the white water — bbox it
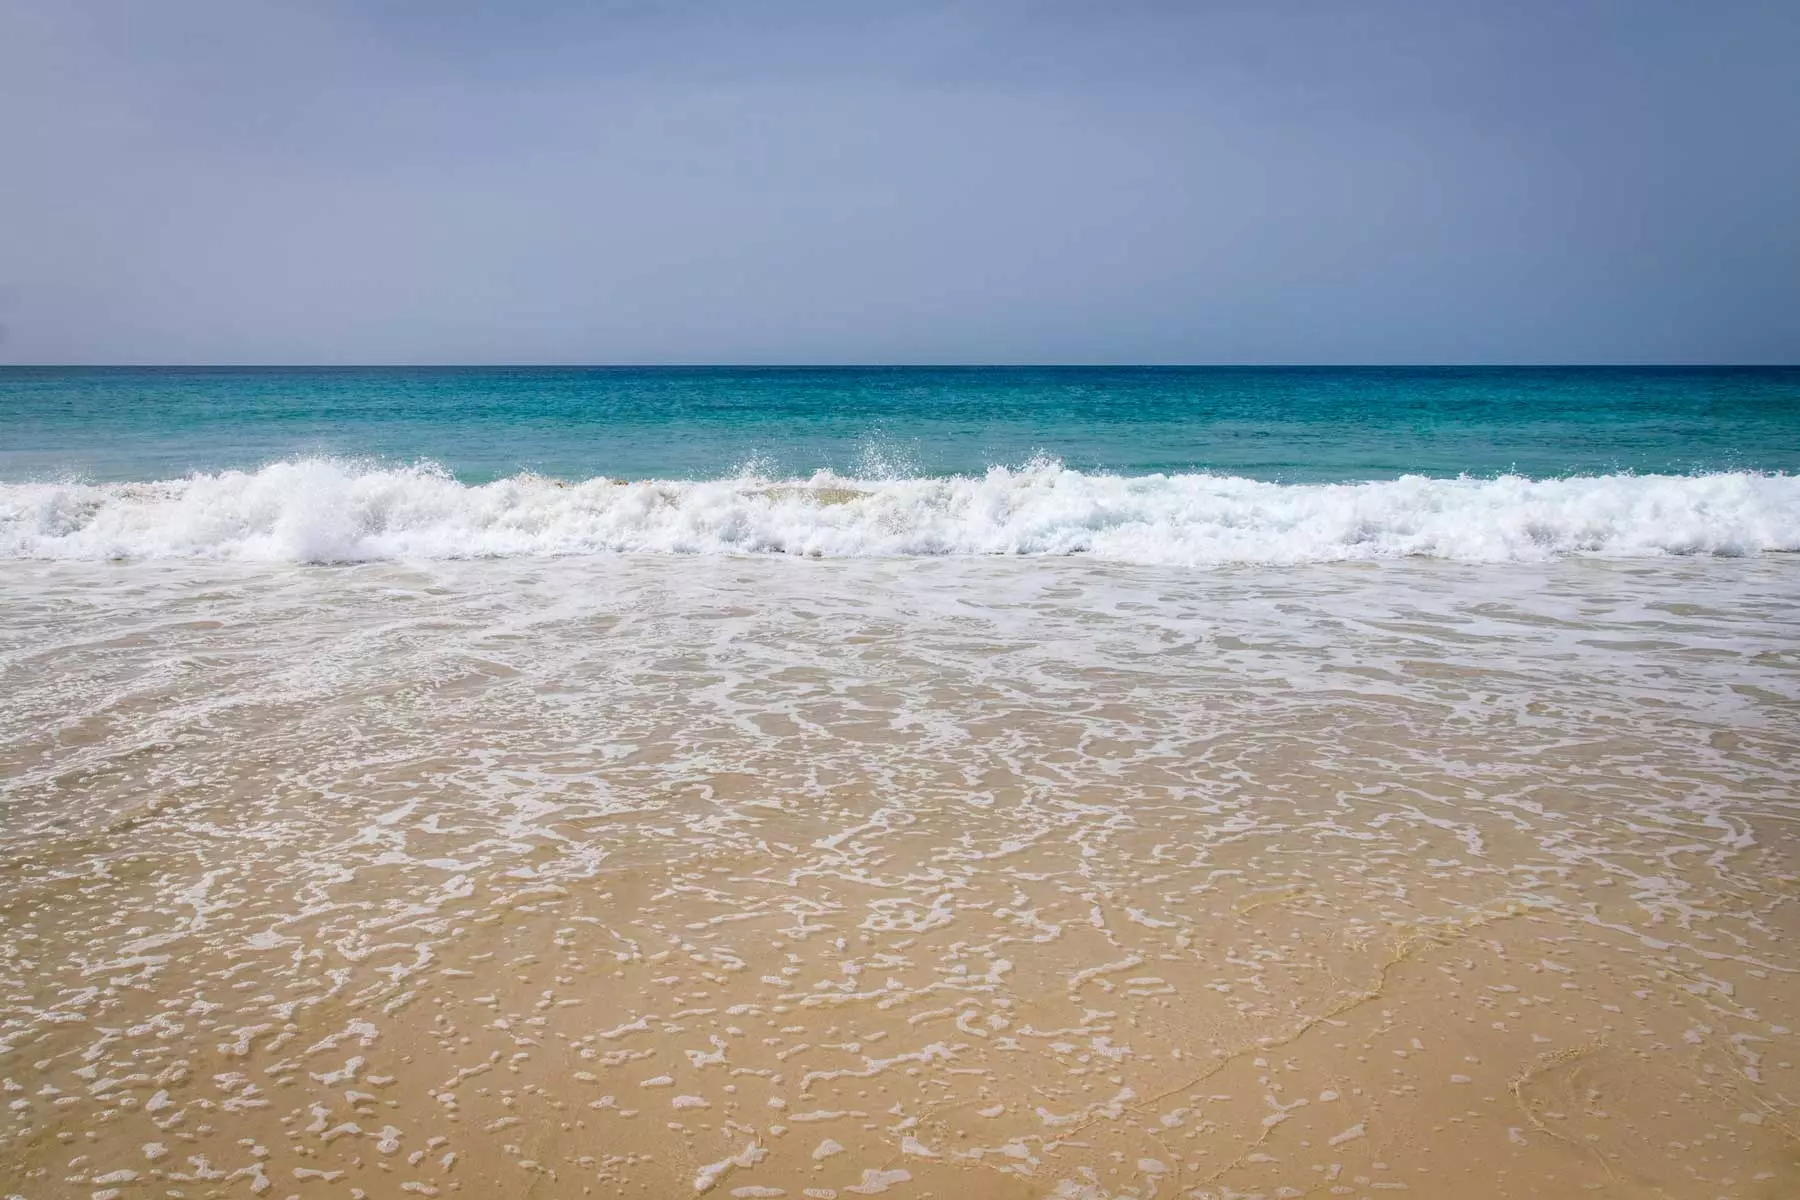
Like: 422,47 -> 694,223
3,458 -> 1796,565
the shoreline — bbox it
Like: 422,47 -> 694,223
3,555 -> 1797,1198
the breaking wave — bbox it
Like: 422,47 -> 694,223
2,459 -> 1797,566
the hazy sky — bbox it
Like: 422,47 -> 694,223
2,0 -> 1797,364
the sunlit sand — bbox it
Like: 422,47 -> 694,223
3,555 -> 1797,1199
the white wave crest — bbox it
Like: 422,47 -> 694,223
2,459 -> 1796,566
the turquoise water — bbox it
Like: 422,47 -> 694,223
3,366 -> 1798,484
4,366 -> 1797,564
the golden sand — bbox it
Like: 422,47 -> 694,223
2,556 -> 1797,1199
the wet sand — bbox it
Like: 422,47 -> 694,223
2,556 -> 1798,1199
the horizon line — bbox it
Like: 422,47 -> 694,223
3,362 -> 1798,371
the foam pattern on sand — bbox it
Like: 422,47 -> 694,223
4,458 -> 1798,563
2,556 -> 1799,1199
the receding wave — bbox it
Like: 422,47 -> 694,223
2,458 -> 1796,565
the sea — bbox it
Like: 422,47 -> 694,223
2,364 -> 1798,562
3,366 -> 1799,1199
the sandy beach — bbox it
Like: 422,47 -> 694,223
7,0 -> 1799,1191
2,554 -> 1797,1199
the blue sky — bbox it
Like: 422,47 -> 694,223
2,0 -> 1797,363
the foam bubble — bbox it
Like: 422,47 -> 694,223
3,459 -> 1795,564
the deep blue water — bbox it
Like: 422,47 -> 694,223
2,365 -> 1797,484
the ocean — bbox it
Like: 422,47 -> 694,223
3,364 -> 1799,562
2,366 -> 1798,1199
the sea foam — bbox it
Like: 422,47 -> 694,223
2,459 -> 1796,565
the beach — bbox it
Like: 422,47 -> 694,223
7,0 -> 1799,1186
4,552 -> 1798,1198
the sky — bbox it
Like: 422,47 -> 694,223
1,0 -> 1797,365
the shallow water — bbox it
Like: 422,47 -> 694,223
2,555 -> 1799,1199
